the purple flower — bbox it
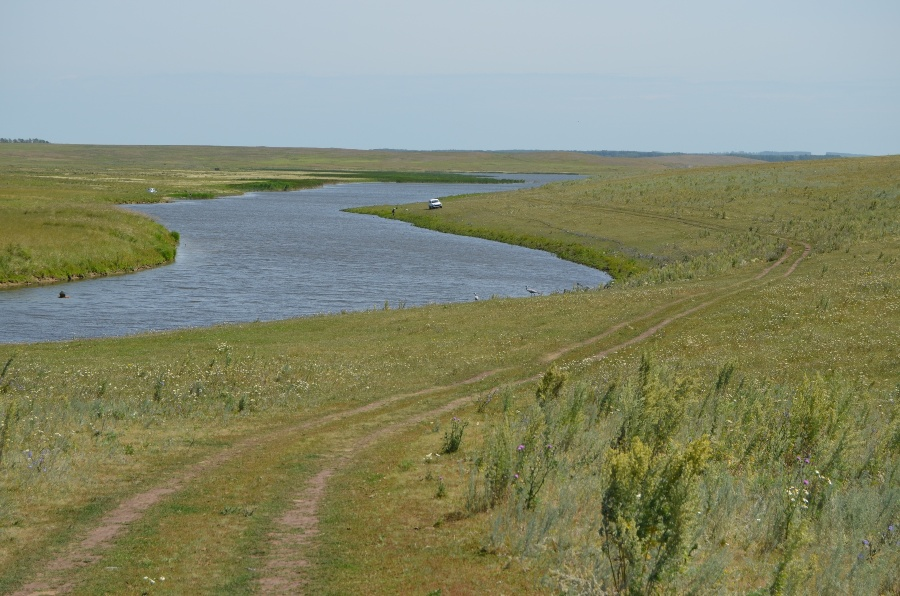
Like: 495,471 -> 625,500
889,525 -> 895,533
862,539 -> 870,547
803,479 -> 810,486
517,444 -> 525,451
514,474 -> 519,480
546,444 -> 553,450
804,457 -> 811,464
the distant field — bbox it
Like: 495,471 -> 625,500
0,143 -> 758,173
0,148 -> 897,594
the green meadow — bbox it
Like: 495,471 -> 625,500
0,145 -> 897,594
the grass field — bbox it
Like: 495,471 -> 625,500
0,146 -> 897,594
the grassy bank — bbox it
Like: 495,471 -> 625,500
0,151 -> 897,593
349,202 -> 646,279
351,156 -> 898,284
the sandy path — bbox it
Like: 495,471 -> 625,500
12,240 -> 810,595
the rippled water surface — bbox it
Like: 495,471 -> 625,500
1,175 -> 610,343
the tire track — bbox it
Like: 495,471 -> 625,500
10,370 -> 501,595
14,240 -> 810,595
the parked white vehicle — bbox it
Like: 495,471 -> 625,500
428,198 -> 443,209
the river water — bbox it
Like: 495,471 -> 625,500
0,174 -> 610,344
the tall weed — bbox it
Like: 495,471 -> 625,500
468,359 -> 899,593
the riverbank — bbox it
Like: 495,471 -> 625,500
0,200 -> 180,287
1,175 -> 608,344
348,202 -> 645,279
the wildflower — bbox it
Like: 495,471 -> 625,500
803,479 -> 810,486
862,539 -> 870,547
514,474 -> 519,480
517,444 -> 525,451
889,525 -> 895,533
804,457 -> 811,464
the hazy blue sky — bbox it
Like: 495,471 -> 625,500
2,0 -> 898,154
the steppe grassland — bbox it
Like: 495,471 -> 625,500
0,281 -> 713,591
0,150 -> 897,593
309,235 -> 899,593
344,158 -> 897,593
315,157 -> 899,593
3,143 -> 749,174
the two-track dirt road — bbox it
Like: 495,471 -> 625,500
12,239 -> 810,595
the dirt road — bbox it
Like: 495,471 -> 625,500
12,241 -> 810,595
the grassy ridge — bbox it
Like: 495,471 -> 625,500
0,151 -> 898,593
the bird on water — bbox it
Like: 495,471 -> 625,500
526,287 -> 538,295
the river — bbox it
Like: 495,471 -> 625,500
0,174 -> 610,344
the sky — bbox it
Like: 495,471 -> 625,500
2,0 -> 899,154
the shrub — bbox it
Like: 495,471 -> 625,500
441,417 -> 468,454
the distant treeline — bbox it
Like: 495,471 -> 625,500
0,138 -> 50,144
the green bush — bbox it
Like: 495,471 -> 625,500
440,417 -> 468,454
469,359 -> 900,593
